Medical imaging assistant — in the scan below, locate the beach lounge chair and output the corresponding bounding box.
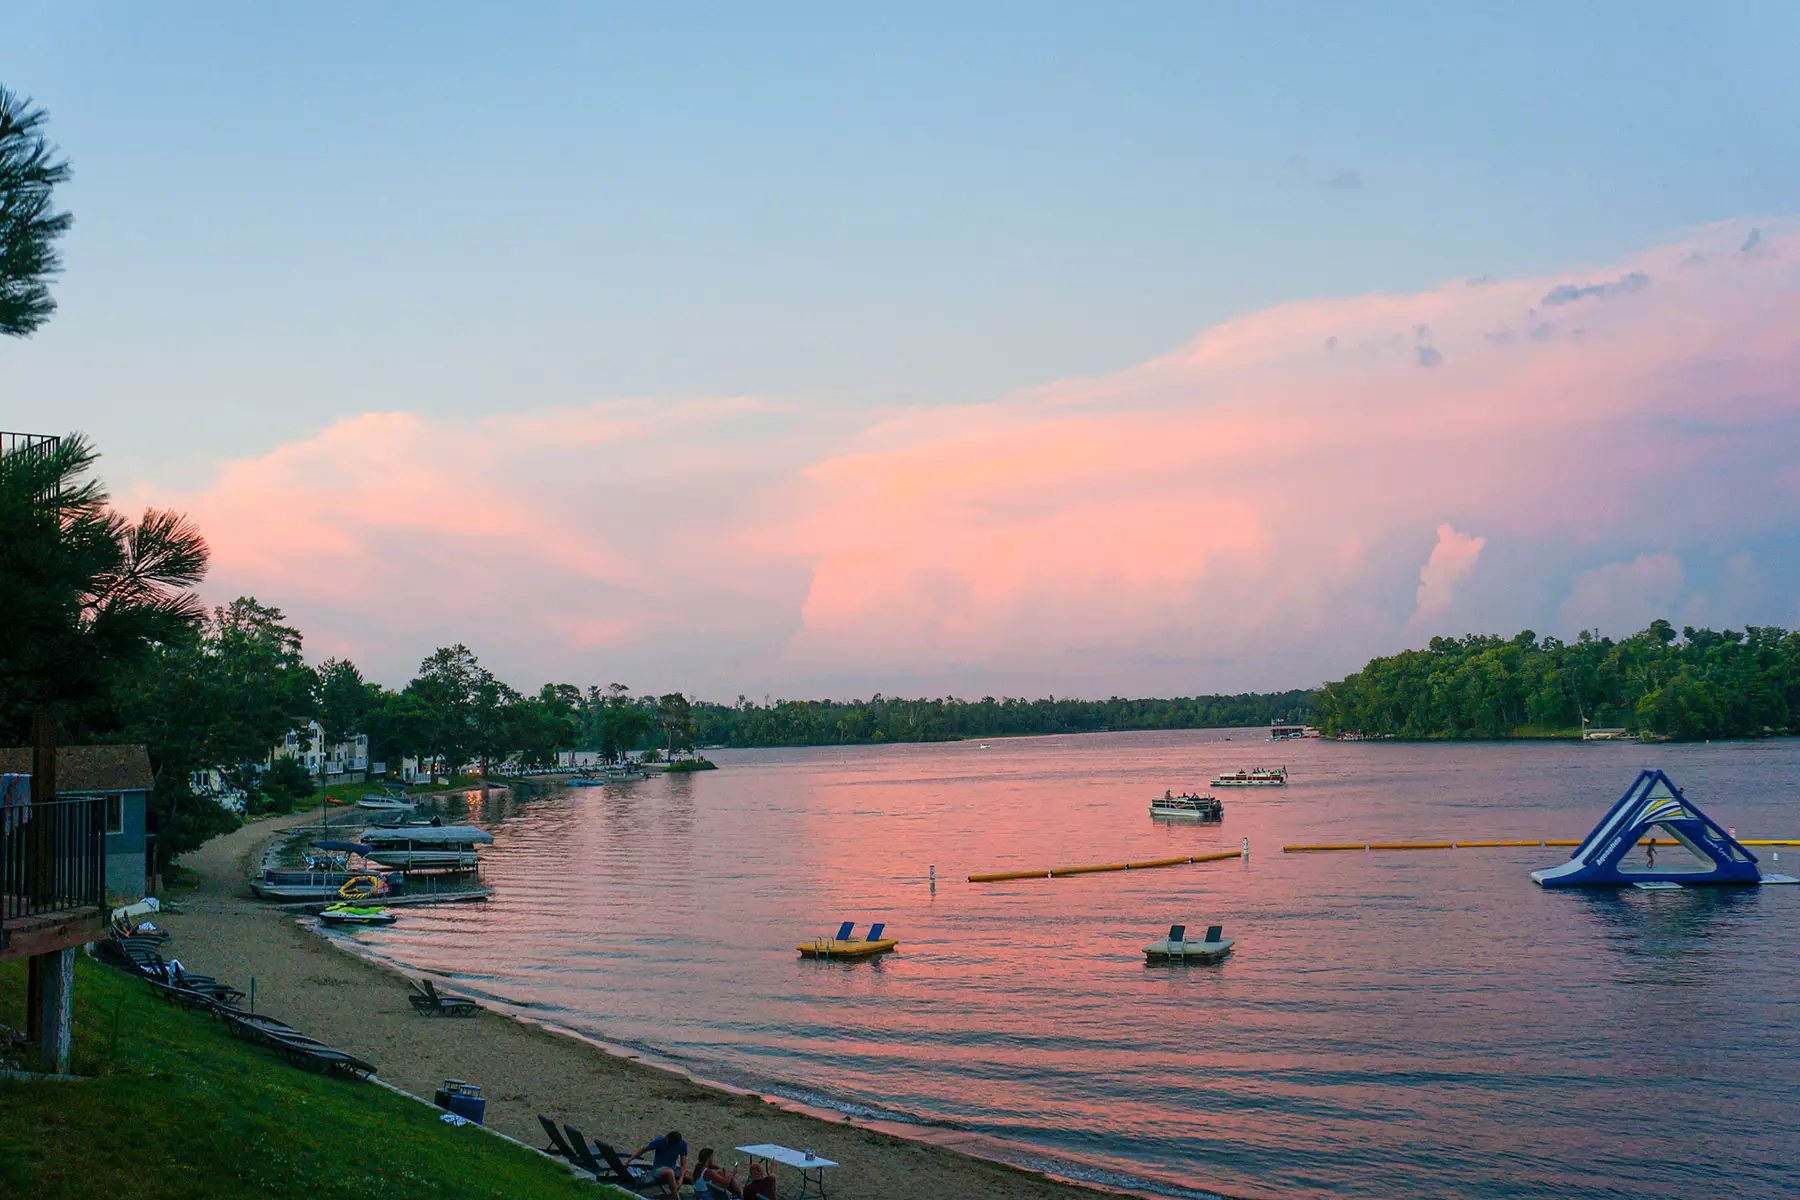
[538,1115,576,1158]
[260,1029,378,1078]
[1168,925,1187,944]
[1204,925,1223,943]
[168,964,245,1004]
[144,976,227,1014]
[559,1126,608,1180]
[407,977,481,1017]
[559,1126,649,1189]
[589,1135,663,1193]
[865,922,885,941]
[832,921,855,941]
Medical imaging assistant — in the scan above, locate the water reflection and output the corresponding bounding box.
[350,735,1800,1200]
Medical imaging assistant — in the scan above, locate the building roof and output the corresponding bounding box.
[0,744,155,794]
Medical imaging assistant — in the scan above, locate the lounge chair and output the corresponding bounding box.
[407,977,481,1017]
[538,1115,576,1158]
[168,964,245,1004]
[1203,925,1223,943]
[865,922,885,941]
[144,976,227,1013]
[260,1029,378,1078]
[832,920,855,941]
[559,1126,645,1187]
[589,1135,664,1193]
[1168,924,1187,945]
[112,939,245,1004]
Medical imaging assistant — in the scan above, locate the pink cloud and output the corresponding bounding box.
[1410,525,1487,627]
[135,219,1800,695]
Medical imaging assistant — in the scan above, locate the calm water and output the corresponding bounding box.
[347,733,1800,1199]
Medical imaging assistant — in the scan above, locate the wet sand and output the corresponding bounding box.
[159,809,1119,1200]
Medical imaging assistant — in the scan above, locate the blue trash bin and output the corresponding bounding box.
[436,1080,486,1125]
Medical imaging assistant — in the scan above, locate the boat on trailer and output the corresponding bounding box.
[1150,791,1223,819]
[1211,765,1287,787]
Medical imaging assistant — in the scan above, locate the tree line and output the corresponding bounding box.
[687,691,1316,746]
[1316,621,1800,741]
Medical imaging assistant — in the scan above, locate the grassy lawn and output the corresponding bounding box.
[0,957,621,1200]
[284,776,489,809]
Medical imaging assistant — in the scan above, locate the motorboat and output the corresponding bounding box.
[359,825,493,870]
[567,776,607,788]
[1144,923,1234,963]
[358,793,418,811]
[1150,791,1223,819]
[251,868,399,902]
[1211,766,1287,787]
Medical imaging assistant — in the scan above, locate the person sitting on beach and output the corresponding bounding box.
[741,1161,776,1200]
[686,1147,741,1198]
[627,1129,688,1197]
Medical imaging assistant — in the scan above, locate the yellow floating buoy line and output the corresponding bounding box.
[1283,838,1798,853]
[969,848,1244,883]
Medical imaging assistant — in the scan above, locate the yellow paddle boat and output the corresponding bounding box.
[798,921,897,959]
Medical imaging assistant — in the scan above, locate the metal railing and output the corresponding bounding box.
[1,430,61,457]
[1,795,107,931]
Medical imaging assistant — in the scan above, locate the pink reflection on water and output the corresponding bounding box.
[354,733,1800,1200]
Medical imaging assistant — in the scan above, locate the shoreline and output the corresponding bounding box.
[163,811,1226,1200]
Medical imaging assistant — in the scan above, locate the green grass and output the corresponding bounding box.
[0,957,619,1200]
[288,776,488,809]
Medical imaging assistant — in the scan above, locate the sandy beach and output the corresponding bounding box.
[157,807,1118,1200]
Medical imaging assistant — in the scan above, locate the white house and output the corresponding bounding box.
[276,721,370,781]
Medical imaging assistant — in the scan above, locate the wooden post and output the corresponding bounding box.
[34,946,75,1075]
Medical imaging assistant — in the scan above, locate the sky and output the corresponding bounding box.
[4,4,1800,697]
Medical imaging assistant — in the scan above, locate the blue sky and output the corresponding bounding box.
[4,6,1800,694]
[7,4,1798,485]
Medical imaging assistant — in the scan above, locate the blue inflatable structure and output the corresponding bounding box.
[1531,769,1763,888]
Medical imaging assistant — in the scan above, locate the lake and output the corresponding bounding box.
[345,732,1800,1199]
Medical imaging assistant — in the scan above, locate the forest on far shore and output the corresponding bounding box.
[1315,620,1800,742]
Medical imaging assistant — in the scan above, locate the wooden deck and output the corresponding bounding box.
[0,905,106,962]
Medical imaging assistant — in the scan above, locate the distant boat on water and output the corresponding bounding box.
[1150,791,1223,820]
[1212,766,1287,787]
[358,794,418,811]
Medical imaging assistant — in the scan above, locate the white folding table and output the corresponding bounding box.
[736,1143,839,1198]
